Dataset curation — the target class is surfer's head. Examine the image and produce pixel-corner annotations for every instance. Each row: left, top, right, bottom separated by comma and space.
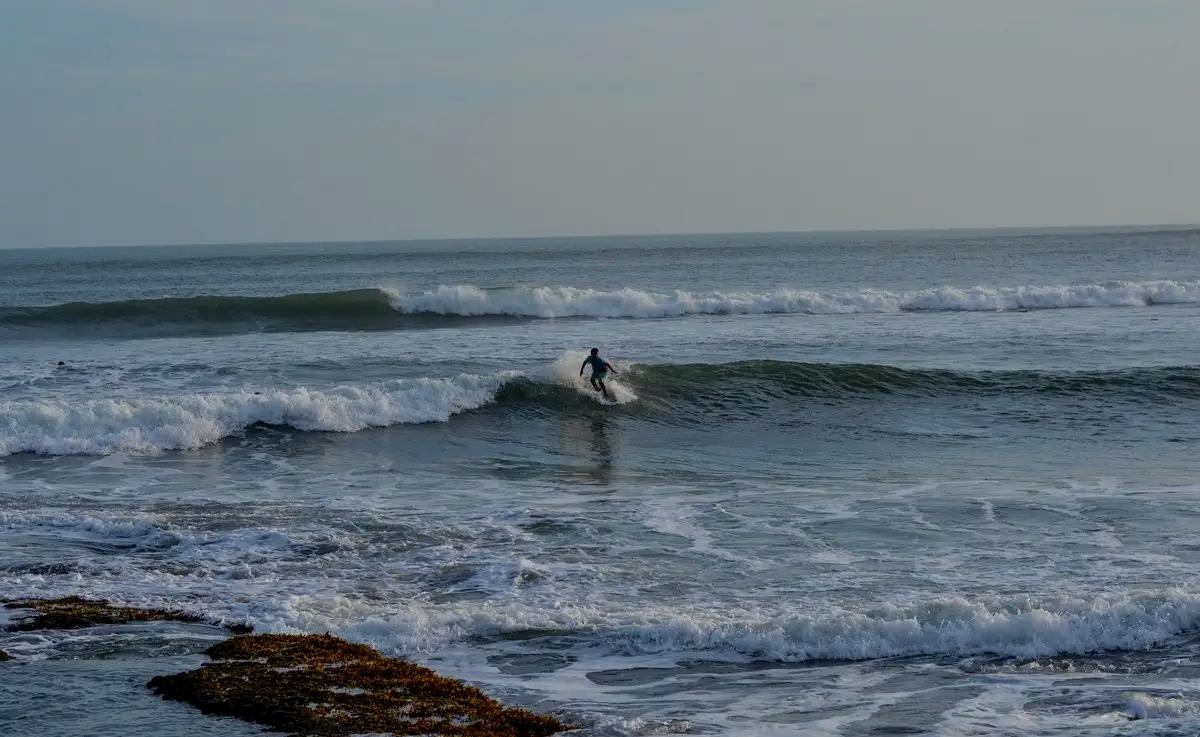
590, 348, 599, 356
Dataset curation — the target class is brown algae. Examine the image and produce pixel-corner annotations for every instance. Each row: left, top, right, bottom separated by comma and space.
147, 633, 569, 736
3, 596, 202, 631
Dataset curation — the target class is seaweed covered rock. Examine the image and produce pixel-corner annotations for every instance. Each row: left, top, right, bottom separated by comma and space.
3, 596, 201, 631
0, 649, 10, 661
148, 633, 567, 737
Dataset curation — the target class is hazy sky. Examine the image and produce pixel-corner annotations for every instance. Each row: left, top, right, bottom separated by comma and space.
2, 1, 1198, 247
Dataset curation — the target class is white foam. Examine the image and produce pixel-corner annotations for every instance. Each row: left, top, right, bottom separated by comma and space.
136, 586, 1200, 664
595, 717, 694, 736
0, 372, 518, 456
641, 500, 771, 571
602, 590, 1200, 662
172, 587, 1200, 666
9, 505, 1200, 665
385, 280, 1200, 318
1126, 693, 1200, 720
0, 512, 183, 550
8, 511, 1200, 666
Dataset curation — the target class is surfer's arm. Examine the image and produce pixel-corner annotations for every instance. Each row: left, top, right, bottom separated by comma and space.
605, 362, 617, 374
579, 360, 588, 376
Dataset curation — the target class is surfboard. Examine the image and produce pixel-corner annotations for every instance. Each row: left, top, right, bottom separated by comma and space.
579, 380, 614, 404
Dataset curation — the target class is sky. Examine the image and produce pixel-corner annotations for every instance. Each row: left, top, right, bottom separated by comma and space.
2, 0, 1198, 248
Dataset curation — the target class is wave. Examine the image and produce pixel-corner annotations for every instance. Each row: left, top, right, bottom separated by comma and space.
5, 510, 1199, 663
1126, 693, 1200, 720
595, 590, 1200, 662
623, 361, 1200, 401
154, 587, 1200, 662
389, 280, 1200, 318
0, 288, 524, 339
5, 279, 1200, 338
494, 361, 1200, 413
0, 372, 517, 456
2, 288, 393, 327
4, 361, 1197, 455
11, 560, 1198, 664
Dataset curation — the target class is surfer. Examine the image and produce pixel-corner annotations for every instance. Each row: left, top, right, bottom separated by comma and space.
579, 348, 617, 399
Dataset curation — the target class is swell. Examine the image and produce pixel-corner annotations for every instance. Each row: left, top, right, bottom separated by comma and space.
5, 279, 1200, 338
0, 288, 522, 338
622, 361, 1200, 400
5, 288, 396, 324
495, 362, 1200, 414
4, 362, 1196, 456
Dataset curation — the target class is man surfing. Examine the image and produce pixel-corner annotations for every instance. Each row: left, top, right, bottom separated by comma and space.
579, 348, 618, 400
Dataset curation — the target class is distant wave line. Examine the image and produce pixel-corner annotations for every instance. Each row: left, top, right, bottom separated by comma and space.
386, 280, 1200, 318
3, 279, 1200, 336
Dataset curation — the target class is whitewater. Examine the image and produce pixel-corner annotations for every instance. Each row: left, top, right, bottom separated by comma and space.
4, 228, 1200, 737
6, 359, 1196, 456
387, 279, 1200, 318
6, 279, 1200, 342
0, 372, 518, 456
7, 503, 1200, 663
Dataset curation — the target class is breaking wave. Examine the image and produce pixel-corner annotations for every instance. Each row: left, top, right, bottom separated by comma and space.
1126, 693, 1200, 720
6, 522, 1199, 663
238, 589, 1196, 663
0, 372, 518, 456
389, 280, 1200, 318
594, 589, 1200, 662
4, 361, 1198, 456
4, 279, 1200, 338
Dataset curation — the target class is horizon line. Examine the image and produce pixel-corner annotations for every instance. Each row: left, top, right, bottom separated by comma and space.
3, 221, 1197, 252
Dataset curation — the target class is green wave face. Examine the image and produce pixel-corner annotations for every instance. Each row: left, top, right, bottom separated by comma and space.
489, 362, 1200, 420
0, 289, 525, 338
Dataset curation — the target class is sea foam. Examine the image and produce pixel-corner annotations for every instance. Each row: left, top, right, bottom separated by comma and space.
386, 280, 1200, 318
0, 372, 517, 456
1126, 693, 1200, 720
47, 587, 1200, 663
7, 508, 1200, 663
601, 590, 1200, 662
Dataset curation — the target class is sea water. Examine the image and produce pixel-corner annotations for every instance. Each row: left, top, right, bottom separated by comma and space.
2, 227, 1200, 735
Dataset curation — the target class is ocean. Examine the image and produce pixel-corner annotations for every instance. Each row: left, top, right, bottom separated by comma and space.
2, 227, 1200, 736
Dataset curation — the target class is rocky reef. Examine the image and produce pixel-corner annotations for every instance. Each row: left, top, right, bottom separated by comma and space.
3, 597, 569, 736
149, 633, 568, 737
3, 595, 202, 631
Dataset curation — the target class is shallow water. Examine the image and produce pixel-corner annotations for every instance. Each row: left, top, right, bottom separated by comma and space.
3, 227, 1200, 735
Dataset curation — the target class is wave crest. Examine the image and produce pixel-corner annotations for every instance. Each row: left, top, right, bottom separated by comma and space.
627, 361, 1200, 401
338, 589, 1200, 662
388, 280, 1200, 318
604, 590, 1200, 661
0, 372, 517, 456
53, 585, 1200, 663
6, 279, 1199, 339
1126, 693, 1200, 720
8, 361, 1196, 455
